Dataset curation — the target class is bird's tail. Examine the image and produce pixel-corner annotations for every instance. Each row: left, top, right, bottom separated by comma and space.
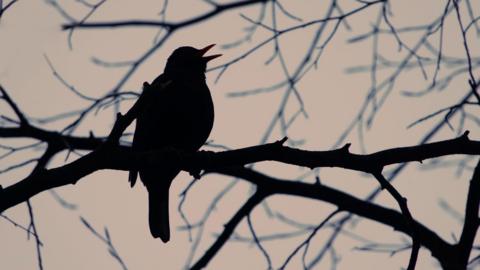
148, 186, 170, 243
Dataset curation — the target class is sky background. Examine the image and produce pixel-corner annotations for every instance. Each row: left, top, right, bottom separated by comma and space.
1, 0, 479, 269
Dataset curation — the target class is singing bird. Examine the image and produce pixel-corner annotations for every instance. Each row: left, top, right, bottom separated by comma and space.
129, 45, 220, 242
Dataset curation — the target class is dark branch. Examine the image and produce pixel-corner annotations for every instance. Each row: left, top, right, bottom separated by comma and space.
0, 85, 28, 125
372, 172, 420, 270
457, 159, 480, 266
1, 131, 480, 213
190, 191, 266, 270
205, 167, 452, 268
62, 0, 270, 30
0, 0, 19, 20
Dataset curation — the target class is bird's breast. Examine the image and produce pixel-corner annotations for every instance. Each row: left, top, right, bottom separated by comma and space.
137, 79, 214, 152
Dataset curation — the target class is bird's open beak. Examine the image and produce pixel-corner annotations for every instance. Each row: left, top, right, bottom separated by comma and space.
199, 44, 222, 62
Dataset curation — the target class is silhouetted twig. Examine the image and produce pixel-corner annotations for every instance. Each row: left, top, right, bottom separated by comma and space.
80, 216, 128, 270
0, 0, 19, 20
27, 201, 43, 270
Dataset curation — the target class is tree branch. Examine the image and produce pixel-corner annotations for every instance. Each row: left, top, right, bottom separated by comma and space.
190, 191, 267, 270
0, 84, 28, 125
457, 158, 480, 266
372, 172, 420, 270
1, 82, 479, 270
205, 167, 452, 268
62, 0, 269, 30
1, 131, 480, 212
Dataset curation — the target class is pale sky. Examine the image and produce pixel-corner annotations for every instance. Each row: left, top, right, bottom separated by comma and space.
1, 0, 479, 269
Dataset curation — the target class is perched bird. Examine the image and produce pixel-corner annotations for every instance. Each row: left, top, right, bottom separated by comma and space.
129, 45, 220, 242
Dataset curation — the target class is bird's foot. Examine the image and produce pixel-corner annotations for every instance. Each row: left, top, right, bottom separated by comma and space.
160, 146, 183, 165
187, 150, 214, 179
188, 168, 202, 179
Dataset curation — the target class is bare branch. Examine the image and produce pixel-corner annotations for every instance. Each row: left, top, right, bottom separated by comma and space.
190, 191, 266, 270
457, 159, 480, 266
0, 85, 28, 125
0, 0, 19, 20
1, 130, 480, 213
80, 216, 128, 270
62, 0, 270, 30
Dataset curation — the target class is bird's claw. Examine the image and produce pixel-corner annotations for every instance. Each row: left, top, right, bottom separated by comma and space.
189, 169, 202, 179
199, 150, 215, 155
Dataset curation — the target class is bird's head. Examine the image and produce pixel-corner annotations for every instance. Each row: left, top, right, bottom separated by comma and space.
164, 44, 221, 76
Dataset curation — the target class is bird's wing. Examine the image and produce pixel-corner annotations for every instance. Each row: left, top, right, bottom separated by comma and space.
128, 120, 140, 186
129, 74, 173, 187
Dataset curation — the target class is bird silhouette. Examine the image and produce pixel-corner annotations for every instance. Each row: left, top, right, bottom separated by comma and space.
129, 45, 220, 242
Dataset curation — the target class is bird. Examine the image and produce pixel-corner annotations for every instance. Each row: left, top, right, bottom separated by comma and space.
128, 44, 220, 242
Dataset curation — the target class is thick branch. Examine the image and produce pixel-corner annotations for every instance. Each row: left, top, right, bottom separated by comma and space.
205, 167, 452, 268
187, 131, 480, 174
190, 191, 267, 270
0, 125, 102, 150
457, 159, 480, 266
1, 133, 480, 212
